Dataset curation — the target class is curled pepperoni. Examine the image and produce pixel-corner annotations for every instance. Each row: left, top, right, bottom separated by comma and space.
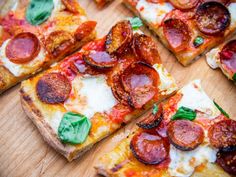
208, 119, 236, 150
132, 33, 161, 65
163, 18, 191, 52
130, 132, 169, 165
45, 30, 75, 58
217, 150, 236, 175
62, 0, 80, 13
195, 2, 230, 35
75, 21, 97, 41
36, 73, 71, 104
167, 120, 204, 151
105, 20, 133, 54
169, 0, 199, 10
219, 40, 236, 73
121, 62, 159, 108
6, 32, 40, 64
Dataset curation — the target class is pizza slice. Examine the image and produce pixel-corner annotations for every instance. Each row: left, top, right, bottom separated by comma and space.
123, 0, 236, 66
20, 20, 177, 161
206, 37, 236, 83
96, 80, 236, 177
0, 0, 96, 93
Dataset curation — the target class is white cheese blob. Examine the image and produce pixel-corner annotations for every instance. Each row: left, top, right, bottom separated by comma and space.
168, 144, 217, 177
47, 110, 65, 133
64, 75, 117, 119
206, 48, 220, 69
0, 39, 46, 77
177, 80, 220, 118
136, 0, 173, 26
228, 3, 236, 30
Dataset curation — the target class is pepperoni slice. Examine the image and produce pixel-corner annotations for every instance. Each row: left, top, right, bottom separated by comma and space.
121, 62, 159, 108
137, 104, 163, 129
132, 33, 161, 65
105, 20, 133, 54
195, 2, 230, 35
62, 0, 80, 13
130, 132, 169, 165
6, 32, 40, 64
45, 30, 75, 58
75, 21, 97, 41
36, 73, 71, 104
219, 40, 236, 73
208, 119, 236, 150
167, 120, 204, 151
217, 150, 236, 175
169, 0, 199, 10
83, 51, 117, 69
163, 18, 191, 52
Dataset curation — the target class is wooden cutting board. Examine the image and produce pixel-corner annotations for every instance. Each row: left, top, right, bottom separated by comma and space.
0, 1, 235, 177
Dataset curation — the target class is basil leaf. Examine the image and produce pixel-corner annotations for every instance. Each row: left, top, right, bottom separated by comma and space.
129, 17, 143, 30
233, 73, 236, 82
152, 104, 158, 115
171, 106, 196, 121
58, 112, 91, 144
26, 0, 54, 26
193, 36, 204, 48
213, 101, 229, 118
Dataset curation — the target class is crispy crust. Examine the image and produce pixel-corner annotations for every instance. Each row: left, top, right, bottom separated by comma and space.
123, 0, 236, 66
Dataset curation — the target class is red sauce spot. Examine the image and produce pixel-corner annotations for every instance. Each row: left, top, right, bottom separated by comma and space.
82, 37, 106, 51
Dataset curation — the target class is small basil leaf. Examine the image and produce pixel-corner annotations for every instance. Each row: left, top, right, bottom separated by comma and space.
26, 0, 54, 26
193, 36, 204, 48
171, 106, 196, 121
213, 101, 229, 118
233, 73, 236, 82
58, 112, 91, 144
152, 104, 158, 115
129, 17, 143, 30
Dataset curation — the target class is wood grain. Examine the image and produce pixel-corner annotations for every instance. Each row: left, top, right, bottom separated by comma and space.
0, 0, 236, 177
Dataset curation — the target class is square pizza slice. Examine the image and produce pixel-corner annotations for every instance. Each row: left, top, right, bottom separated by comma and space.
123, 0, 236, 66
20, 20, 177, 161
96, 80, 235, 177
0, 0, 96, 93
206, 37, 236, 83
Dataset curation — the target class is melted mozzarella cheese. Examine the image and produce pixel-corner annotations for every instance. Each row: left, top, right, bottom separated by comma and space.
136, 0, 173, 26
229, 3, 236, 30
0, 39, 46, 77
177, 80, 220, 118
47, 110, 65, 133
206, 48, 220, 69
64, 75, 117, 119
153, 63, 177, 95
168, 144, 217, 177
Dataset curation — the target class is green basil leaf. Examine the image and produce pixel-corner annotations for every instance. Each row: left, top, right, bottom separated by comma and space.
26, 0, 54, 26
193, 36, 204, 48
58, 112, 91, 144
152, 104, 158, 115
213, 101, 229, 118
171, 106, 196, 121
233, 73, 236, 82
129, 17, 143, 30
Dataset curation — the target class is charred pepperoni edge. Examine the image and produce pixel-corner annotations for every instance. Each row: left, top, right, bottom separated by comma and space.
75, 21, 97, 41
105, 20, 133, 54
132, 33, 161, 65
6, 32, 40, 64
219, 40, 236, 70
169, 0, 199, 10
61, 0, 80, 13
137, 104, 163, 129
36, 73, 71, 104
130, 132, 169, 165
167, 120, 204, 151
216, 149, 236, 175
208, 119, 236, 149
82, 51, 117, 69
195, 1, 231, 35
163, 18, 191, 52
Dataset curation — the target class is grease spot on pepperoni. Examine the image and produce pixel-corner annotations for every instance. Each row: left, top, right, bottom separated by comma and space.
36, 73, 71, 104
169, 0, 199, 10
217, 150, 236, 175
6, 32, 40, 64
75, 21, 97, 41
130, 132, 169, 165
167, 120, 204, 151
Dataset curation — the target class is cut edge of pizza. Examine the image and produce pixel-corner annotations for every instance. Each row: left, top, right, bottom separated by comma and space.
206, 36, 236, 83
95, 80, 235, 177
123, 0, 236, 66
0, 0, 97, 93
20, 19, 178, 161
